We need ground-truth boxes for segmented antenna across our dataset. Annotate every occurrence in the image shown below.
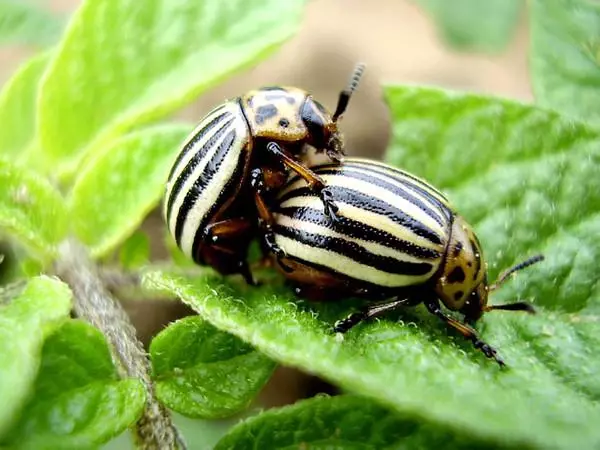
[332,62,366,122]
[489,254,545,291]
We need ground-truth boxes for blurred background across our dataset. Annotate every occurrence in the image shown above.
[0,0,533,418]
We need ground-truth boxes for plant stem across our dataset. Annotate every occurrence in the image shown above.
[55,239,186,450]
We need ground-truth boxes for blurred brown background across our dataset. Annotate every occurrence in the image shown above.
[0,0,533,407]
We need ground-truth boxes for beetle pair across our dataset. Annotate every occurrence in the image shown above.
[164,63,365,285]
[163,67,543,366]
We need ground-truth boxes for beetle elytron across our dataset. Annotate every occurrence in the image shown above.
[267,158,543,366]
[164,64,365,284]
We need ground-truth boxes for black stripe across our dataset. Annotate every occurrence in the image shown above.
[166,116,235,224]
[277,206,440,260]
[343,163,453,222]
[190,142,249,264]
[166,107,228,183]
[346,159,448,201]
[275,224,434,276]
[278,186,444,245]
[315,168,447,227]
[174,129,238,246]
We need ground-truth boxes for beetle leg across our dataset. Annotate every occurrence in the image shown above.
[200,218,258,285]
[250,168,293,273]
[333,297,412,333]
[424,298,505,367]
[265,142,339,219]
[203,241,258,286]
[202,218,253,244]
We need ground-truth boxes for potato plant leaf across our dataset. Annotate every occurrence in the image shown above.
[530,0,600,122]
[0,160,67,260]
[414,0,522,52]
[150,315,276,419]
[0,51,50,160]
[144,84,600,449]
[215,394,499,449]
[3,320,146,450]
[118,230,151,270]
[37,0,306,173]
[0,276,72,439]
[69,124,190,258]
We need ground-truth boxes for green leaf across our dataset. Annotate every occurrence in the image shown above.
[0,160,68,259]
[4,320,146,450]
[119,230,150,270]
[0,276,72,438]
[145,271,600,450]
[530,0,600,122]
[144,85,600,449]
[0,51,50,160]
[414,0,522,52]
[38,0,306,173]
[69,124,190,258]
[0,0,65,47]
[216,394,498,449]
[151,315,275,419]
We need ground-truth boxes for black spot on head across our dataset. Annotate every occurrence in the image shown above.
[467,261,472,267]
[261,86,285,91]
[453,241,463,257]
[279,118,289,128]
[454,291,464,301]
[255,104,279,125]
[447,266,466,283]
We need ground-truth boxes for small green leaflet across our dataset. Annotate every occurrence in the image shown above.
[151,315,276,419]
[3,320,146,450]
[0,276,72,439]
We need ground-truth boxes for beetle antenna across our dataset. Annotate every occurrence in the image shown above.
[484,302,536,314]
[332,62,366,122]
[489,254,544,291]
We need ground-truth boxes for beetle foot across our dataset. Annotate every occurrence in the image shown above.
[333,311,366,333]
[326,147,345,164]
[319,188,340,221]
[473,338,505,367]
[263,230,293,273]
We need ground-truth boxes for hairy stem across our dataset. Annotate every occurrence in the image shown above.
[54,239,185,450]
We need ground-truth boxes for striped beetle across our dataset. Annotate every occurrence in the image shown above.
[163,64,365,284]
[267,158,543,366]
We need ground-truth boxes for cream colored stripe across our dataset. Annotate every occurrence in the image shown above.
[168,123,233,237]
[344,158,449,206]
[336,165,448,225]
[178,123,247,257]
[278,196,442,251]
[277,215,440,269]
[164,102,235,209]
[281,173,445,242]
[275,235,430,288]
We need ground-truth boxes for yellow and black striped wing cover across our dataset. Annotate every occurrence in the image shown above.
[273,158,454,290]
[163,100,251,263]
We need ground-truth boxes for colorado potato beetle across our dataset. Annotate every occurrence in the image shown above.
[163,64,365,284]
[267,158,543,365]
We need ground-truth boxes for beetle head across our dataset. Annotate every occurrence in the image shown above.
[435,216,542,322]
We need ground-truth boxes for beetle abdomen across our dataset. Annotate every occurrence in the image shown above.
[164,101,251,261]
[273,158,453,289]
